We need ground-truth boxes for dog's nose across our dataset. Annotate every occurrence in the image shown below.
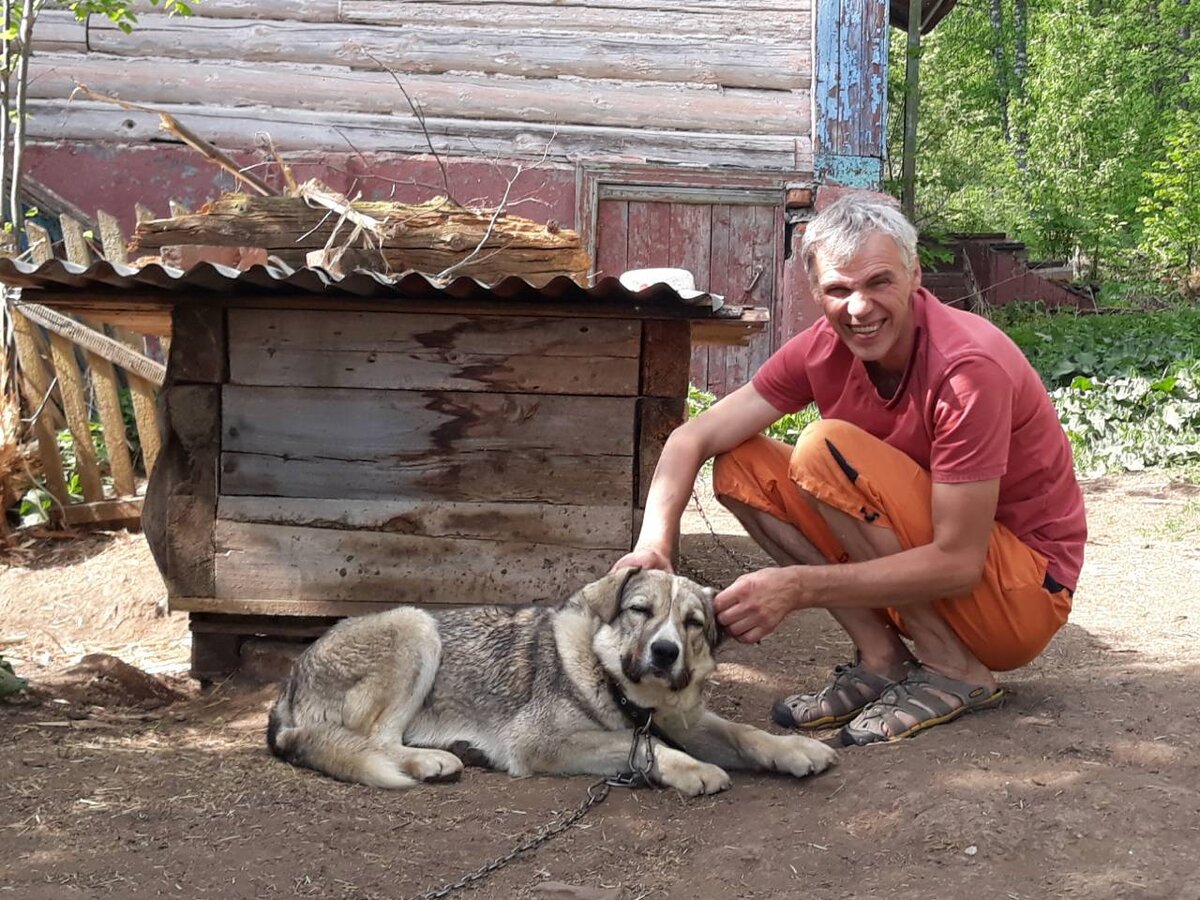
[650,640,680,668]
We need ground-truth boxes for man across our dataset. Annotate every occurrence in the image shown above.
[614,192,1086,746]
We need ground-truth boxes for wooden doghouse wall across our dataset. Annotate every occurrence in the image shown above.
[151,302,688,620]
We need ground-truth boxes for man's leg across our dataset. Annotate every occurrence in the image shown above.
[718,495,911,682]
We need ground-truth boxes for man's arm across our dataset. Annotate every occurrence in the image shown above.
[613,383,785,572]
[715,477,1000,642]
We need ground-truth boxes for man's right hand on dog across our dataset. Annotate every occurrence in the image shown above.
[610,546,673,574]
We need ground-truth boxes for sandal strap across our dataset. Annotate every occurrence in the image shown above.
[845,665,1004,743]
[780,660,894,721]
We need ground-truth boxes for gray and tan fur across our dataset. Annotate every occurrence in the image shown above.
[267,568,836,796]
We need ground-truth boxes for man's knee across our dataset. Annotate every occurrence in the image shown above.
[791,419,871,466]
[711,434,778,501]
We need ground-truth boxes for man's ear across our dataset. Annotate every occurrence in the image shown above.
[568,566,641,621]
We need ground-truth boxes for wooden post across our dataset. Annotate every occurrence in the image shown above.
[24,221,53,265]
[901,0,923,218]
[59,214,93,267]
[97,210,129,265]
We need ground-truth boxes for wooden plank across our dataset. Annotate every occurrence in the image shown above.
[169,303,226,384]
[10,308,65,431]
[130,0,814,19]
[667,203,713,292]
[46,332,104,502]
[594,200,629,282]
[220,386,636,504]
[96,210,129,265]
[25,222,54,264]
[70,16,812,92]
[127,375,161,476]
[61,497,143,526]
[11,312,68,508]
[29,55,812,136]
[143,384,220,598]
[218,496,633,550]
[222,450,633,506]
[637,397,687,506]
[213,520,617,605]
[640,321,692,399]
[627,201,671,270]
[29,101,804,172]
[701,204,734,394]
[83,348,137,497]
[226,309,641,395]
[14,302,166,386]
[59,214,93,266]
[188,612,340,638]
[750,203,779,370]
[173,597,404,617]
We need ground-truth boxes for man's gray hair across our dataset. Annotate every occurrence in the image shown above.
[800,192,919,279]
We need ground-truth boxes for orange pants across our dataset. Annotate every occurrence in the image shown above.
[711,420,1072,671]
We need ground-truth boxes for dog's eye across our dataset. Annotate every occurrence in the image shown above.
[625,606,651,618]
[684,617,704,630]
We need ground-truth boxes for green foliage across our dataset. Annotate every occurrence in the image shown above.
[687,384,821,445]
[0,655,27,699]
[58,0,194,33]
[894,0,1200,291]
[991,305,1200,477]
[1138,110,1200,281]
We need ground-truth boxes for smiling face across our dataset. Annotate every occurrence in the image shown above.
[810,231,921,375]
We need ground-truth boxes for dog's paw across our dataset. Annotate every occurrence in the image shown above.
[768,734,838,778]
[401,749,465,783]
[656,749,731,796]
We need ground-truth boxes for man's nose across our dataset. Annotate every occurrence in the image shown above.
[846,291,872,318]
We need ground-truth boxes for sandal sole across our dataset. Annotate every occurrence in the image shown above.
[840,687,1006,747]
[771,700,863,730]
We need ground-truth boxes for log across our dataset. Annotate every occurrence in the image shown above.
[27,100,808,172]
[67,14,812,91]
[132,193,592,284]
[29,54,811,136]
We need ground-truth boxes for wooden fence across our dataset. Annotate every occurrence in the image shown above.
[4,211,167,529]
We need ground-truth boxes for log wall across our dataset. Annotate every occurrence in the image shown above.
[28,0,816,171]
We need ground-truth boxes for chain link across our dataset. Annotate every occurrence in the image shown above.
[409,718,660,900]
[684,487,757,579]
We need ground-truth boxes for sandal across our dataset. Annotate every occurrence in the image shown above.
[840,665,1006,746]
[771,660,896,729]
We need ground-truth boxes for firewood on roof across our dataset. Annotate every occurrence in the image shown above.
[129,192,591,286]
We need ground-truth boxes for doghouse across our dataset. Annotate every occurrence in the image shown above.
[0,259,765,679]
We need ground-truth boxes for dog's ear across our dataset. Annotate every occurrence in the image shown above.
[568,566,641,621]
[702,587,729,649]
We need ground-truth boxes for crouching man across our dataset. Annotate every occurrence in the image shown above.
[614,193,1086,746]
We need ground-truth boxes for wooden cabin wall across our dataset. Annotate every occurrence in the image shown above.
[28,0,816,173]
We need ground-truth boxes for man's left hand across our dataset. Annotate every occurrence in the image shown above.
[714,568,801,644]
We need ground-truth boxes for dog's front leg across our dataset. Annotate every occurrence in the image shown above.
[524,730,731,797]
[661,712,837,778]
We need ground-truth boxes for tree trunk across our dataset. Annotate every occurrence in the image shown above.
[1,0,11,227]
[8,0,36,244]
[1013,0,1029,171]
[989,0,1011,143]
[901,0,923,219]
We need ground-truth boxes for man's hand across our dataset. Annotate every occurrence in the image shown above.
[610,546,674,574]
[714,568,803,644]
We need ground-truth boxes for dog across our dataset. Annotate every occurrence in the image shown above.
[267,567,837,796]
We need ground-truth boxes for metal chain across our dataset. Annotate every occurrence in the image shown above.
[683,487,757,579]
[410,719,660,900]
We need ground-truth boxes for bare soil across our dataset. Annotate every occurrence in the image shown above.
[2,472,1199,900]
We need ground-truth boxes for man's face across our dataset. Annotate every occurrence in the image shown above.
[811,231,920,374]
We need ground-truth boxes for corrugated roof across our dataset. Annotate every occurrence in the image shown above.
[0,257,744,317]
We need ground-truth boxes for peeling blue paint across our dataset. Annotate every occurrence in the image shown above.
[813,0,888,187]
[814,153,884,188]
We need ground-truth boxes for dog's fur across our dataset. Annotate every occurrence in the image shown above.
[267,568,836,795]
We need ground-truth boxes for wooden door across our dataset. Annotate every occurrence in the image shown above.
[595,197,782,397]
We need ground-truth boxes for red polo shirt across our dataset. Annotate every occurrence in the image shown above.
[752,288,1087,590]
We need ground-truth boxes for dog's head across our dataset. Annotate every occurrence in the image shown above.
[573,567,722,714]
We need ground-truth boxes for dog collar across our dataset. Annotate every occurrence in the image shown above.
[606,678,681,750]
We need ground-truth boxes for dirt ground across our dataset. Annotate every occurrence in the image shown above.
[2,472,1199,900]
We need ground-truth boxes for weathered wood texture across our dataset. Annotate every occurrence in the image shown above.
[131,195,590,284]
[30,0,815,170]
[220,386,635,504]
[596,198,780,397]
[213,520,618,605]
[812,0,888,186]
[227,309,640,395]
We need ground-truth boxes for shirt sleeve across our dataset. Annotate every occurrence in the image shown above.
[751,329,817,414]
[929,356,1013,483]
